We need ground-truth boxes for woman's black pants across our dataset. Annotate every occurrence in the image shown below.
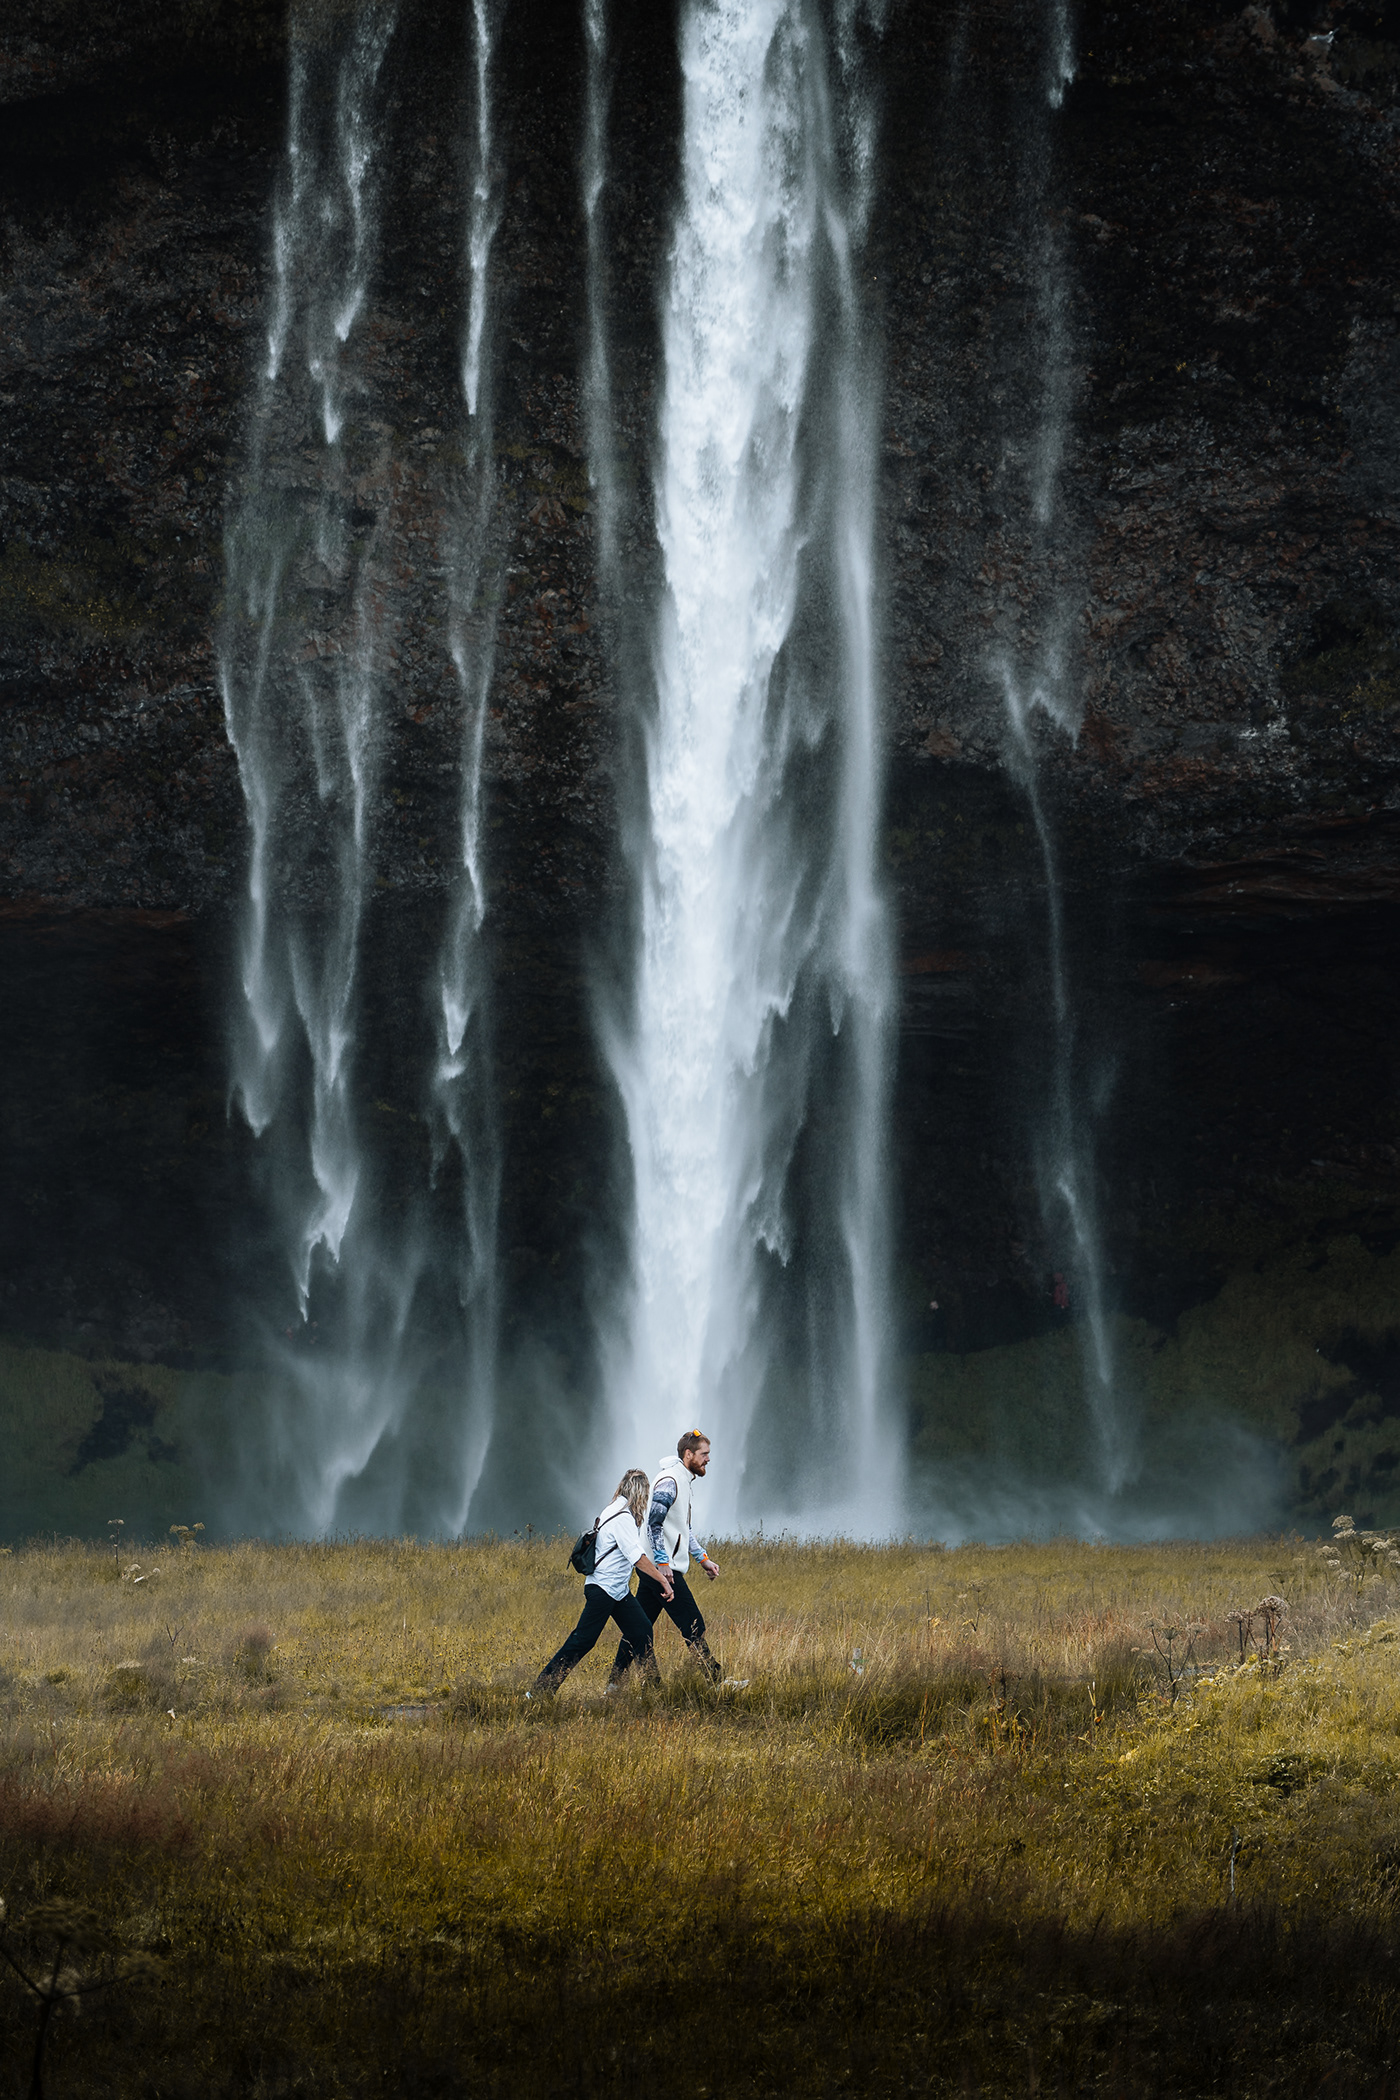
[534,1583,658,1693]
[611,1569,722,1682]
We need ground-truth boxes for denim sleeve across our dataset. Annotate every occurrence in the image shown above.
[647,1477,677,1561]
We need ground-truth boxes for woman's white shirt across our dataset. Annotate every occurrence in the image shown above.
[586,1497,645,1601]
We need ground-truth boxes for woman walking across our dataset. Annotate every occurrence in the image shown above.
[530,1469,673,1696]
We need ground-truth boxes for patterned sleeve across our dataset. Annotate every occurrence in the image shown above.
[647,1477,677,1562]
[688,1523,707,1563]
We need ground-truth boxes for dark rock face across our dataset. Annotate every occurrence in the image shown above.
[878,0,1400,1524]
[4,0,1400,1532]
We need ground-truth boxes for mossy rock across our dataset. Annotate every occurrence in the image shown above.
[909,1235,1400,1529]
[1282,595,1400,716]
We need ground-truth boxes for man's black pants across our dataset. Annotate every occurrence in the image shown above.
[534,1583,658,1693]
[611,1568,721,1682]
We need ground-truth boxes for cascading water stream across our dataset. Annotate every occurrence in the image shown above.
[430,0,506,1527]
[220,3,405,1530]
[997,1,1130,1496]
[220,1,505,1534]
[224,7,395,1165]
[605,0,897,1531]
[1046,0,1075,108]
[1001,670,1121,1486]
[461,1,499,422]
[823,0,898,1528]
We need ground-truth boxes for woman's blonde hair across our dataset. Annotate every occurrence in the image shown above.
[614,1468,652,1526]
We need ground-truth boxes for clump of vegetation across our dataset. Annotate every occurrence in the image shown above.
[228,1624,275,1684]
[1318,1511,1400,1593]
[2,1528,1400,2093]
[0,1897,162,2100]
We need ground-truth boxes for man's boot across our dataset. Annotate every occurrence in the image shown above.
[691,1637,723,1684]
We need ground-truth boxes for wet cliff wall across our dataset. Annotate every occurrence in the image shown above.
[3,0,1400,1535]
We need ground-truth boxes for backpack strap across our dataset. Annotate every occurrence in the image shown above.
[591,1499,630,1573]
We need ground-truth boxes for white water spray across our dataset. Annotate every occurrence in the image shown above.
[462,0,502,417]
[997,0,1129,1494]
[1046,0,1076,108]
[606,0,897,1533]
[430,0,506,1529]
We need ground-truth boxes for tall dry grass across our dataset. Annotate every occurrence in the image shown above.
[1,1531,1398,2094]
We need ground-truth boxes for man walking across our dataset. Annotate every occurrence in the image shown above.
[611,1430,722,1684]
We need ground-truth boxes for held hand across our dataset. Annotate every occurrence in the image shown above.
[659,1577,675,1602]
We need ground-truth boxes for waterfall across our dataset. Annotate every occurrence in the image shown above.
[824,0,898,1538]
[430,0,505,1528]
[604,0,898,1532]
[223,6,395,1165]
[220,3,404,1531]
[220,1,506,1534]
[996,2,1130,1495]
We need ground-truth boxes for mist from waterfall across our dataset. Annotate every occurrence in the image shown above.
[995,1,1131,1497]
[218,1,505,1535]
[602,0,898,1533]
[428,0,506,1529]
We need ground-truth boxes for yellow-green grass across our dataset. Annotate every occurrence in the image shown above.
[2,1533,1399,2095]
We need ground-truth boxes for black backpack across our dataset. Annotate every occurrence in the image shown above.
[568,1513,603,1576]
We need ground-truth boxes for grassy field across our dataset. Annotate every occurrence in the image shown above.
[2,1528,1399,2096]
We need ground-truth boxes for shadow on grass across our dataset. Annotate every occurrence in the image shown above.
[5,1891,1396,2096]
